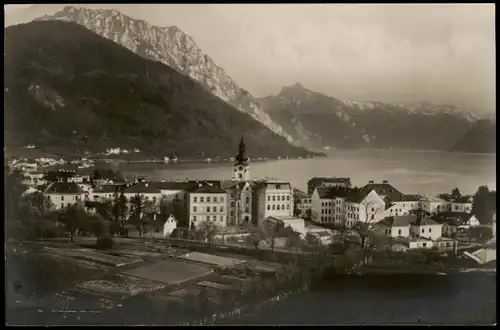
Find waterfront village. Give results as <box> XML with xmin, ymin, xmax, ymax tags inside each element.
<box><xmin>6</xmin><ymin>136</ymin><xmax>497</xmax><ymax>324</ymax></box>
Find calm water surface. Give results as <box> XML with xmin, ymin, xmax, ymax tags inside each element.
<box><xmin>120</xmin><ymin>150</ymin><xmax>496</xmax><ymax>195</ymax></box>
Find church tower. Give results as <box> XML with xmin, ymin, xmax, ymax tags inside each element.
<box><xmin>233</xmin><ymin>134</ymin><xmax>250</xmax><ymax>181</ymax></box>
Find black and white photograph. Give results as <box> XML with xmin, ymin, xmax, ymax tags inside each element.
<box><xmin>4</xmin><ymin>3</ymin><xmax>496</xmax><ymax>326</ymax></box>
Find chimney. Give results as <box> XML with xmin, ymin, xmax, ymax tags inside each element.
<box><xmin>145</xmin><ymin>183</ymin><xmax>148</xmax><ymax>188</ymax></box>
<box><xmin>368</xmin><ymin>180</ymin><xmax>374</xmax><ymax>184</ymax></box>
<box><xmin>383</xmin><ymin>180</ymin><xmax>388</xmax><ymax>184</ymax></box>
<box><xmin>161</xmin><ymin>179</ymin><xmax>165</xmax><ymax>183</ymax></box>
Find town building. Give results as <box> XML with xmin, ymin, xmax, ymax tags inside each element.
<box><xmin>410</xmin><ymin>217</ymin><xmax>443</xmax><ymax>241</ymax></box>
<box><xmin>252</xmin><ymin>181</ymin><xmax>293</xmax><ymax>225</ymax></box>
<box><xmin>187</xmin><ymin>182</ymin><xmax>228</xmax><ymax>229</ymax></box>
<box><xmin>377</xmin><ymin>215</ymin><xmax>414</xmax><ymax>238</ymax></box>
<box><xmin>267</xmin><ymin>215</ymin><xmax>306</xmax><ymax>237</ymax></box>
<box><xmin>307</xmin><ymin>177</ymin><xmax>352</xmax><ymax>196</ymax></box>
<box><xmin>293</xmin><ymin>188</ymin><xmax>311</xmax><ymax>217</ymax></box>
<box><xmin>43</xmin><ymin>181</ymin><xmax>84</xmax><ymax>210</ymax></box>
<box><xmin>418</xmin><ymin>197</ymin><xmax>451</xmax><ymax>215</ymax></box>
<box><xmin>122</xmin><ymin>182</ymin><xmax>162</xmax><ymax>207</ymax></box>
<box><xmin>432</xmin><ymin>212</ymin><xmax>480</xmax><ymax>237</ymax></box>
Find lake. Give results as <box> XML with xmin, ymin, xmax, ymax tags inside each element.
<box><xmin>119</xmin><ymin>150</ymin><xmax>496</xmax><ymax>195</ymax></box>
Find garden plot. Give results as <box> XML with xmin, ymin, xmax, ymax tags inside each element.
<box><xmin>43</xmin><ymin>247</ymin><xmax>142</xmax><ymax>267</ymax></box>
<box><xmin>180</xmin><ymin>252</ymin><xmax>246</xmax><ymax>268</ymax></box>
<box><xmin>248</xmin><ymin>261</ymin><xmax>284</xmax><ymax>274</ymax></box>
<box><xmin>76</xmin><ymin>274</ymin><xmax>166</xmax><ymax>298</ymax></box>
<box><xmin>122</xmin><ymin>259</ymin><xmax>213</xmax><ymax>285</ymax></box>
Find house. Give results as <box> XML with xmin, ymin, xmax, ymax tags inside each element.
<box><xmin>187</xmin><ymin>182</ymin><xmax>228</xmax><ymax>229</ymax></box>
<box><xmin>418</xmin><ymin>197</ymin><xmax>451</xmax><ymax>215</ymax></box>
<box><xmin>450</xmin><ymin>196</ymin><xmax>473</xmax><ymax>214</ymax></box>
<box><xmin>252</xmin><ymin>180</ymin><xmax>293</xmax><ymax>225</ymax></box>
<box><xmin>123</xmin><ymin>182</ymin><xmax>162</xmax><ymax>206</ymax></box>
<box><xmin>406</xmin><ymin>236</ymin><xmax>435</xmax><ymax>250</ymax></box>
<box><xmin>311</xmin><ymin>186</ymin><xmax>336</xmax><ymax>225</ymax></box>
<box><xmin>162</xmin><ymin>214</ymin><xmax>178</xmax><ymax>237</ymax></box>
<box><xmin>307</xmin><ymin>177</ymin><xmax>352</xmax><ymax>195</ymax></box>
<box><xmin>362</xmin><ymin>180</ymin><xmax>405</xmax><ymax>204</ymax></box>
<box><xmin>344</xmin><ymin>189</ymin><xmax>386</xmax><ymax>228</ymax></box>
<box><xmin>387</xmin><ymin>194</ymin><xmax>421</xmax><ymax>213</ymax></box>
<box><xmin>432</xmin><ymin>212</ymin><xmax>480</xmax><ymax>237</ymax></box>
<box><xmin>294</xmin><ymin>188</ymin><xmax>311</xmax><ymax>217</ymax></box>
<box><xmin>266</xmin><ymin>215</ymin><xmax>306</xmax><ymax>237</ymax></box>
<box><xmin>43</xmin><ymin>181</ymin><xmax>84</xmax><ymax>210</ymax></box>
<box><xmin>410</xmin><ymin>217</ymin><xmax>443</xmax><ymax>241</ymax></box>
<box><xmin>377</xmin><ymin>215</ymin><xmax>414</xmax><ymax>238</ymax></box>
<box><xmin>91</xmin><ymin>185</ymin><xmax>120</xmax><ymax>202</ymax></box>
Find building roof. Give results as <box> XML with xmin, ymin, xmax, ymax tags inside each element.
<box><xmin>187</xmin><ymin>183</ymin><xmax>227</xmax><ymax>194</ymax></box>
<box><xmin>44</xmin><ymin>182</ymin><xmax>83</xmax><ymax>194</ymax></box>
<box><xmin>254</xmin><ymin>181</ymin><xmax>292</xmax><ymax>191</ymax></box>
<box><xmin>93</xmin><ymin>184</ymin><xmax>120</xmax><ymax>193</ymax></box>
<box><xmin>315</xmin><ymin>186</ymin><xmax>371</xmax><ymax>203</ymax></box>
<box><xmin>379</xmin><ymin>215</ymin><xmax>416</xmax><ymax>227</ymax></box>
<box><xmin>308</xmin><ymin>177</ymin><xmax>352</xmax><ymax>186</ymax></box>
<box><xmin>420</xmin><ymin>196</ymin><xmax>446</xmax><ymax>203</ymax></box>
<box><xmin>362</xmin><ymin>182</ymin><xmax>404</xmax><ymax>202</ymax></box>
<box><xmin>411</xmin><ymin>217</ymin><xmax>441</xmax><ymax>227</ymax></box>
<box><xmin>293</xmin><ymin>188</ymin><xmax>308</xmax><ymax>199</ymax></box>
<box><xmin>400</xmin><ymin>194</ymin><xmax>421</xmax><ymax>202</ymax></box>
<box><xmin>431</xmin><ymin>212</ymin><xmax>473</xmax><ymax>226</ymax></box>
<box><xmin>123</xmin><ymin>182</ymin><xmax>162</xmax><ymax>194</ymax></box>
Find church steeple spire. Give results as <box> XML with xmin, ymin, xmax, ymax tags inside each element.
<box><xmin>235</xmin><ymin>133</ymin><xmax>248</xmax><ymax>165</ymax></box>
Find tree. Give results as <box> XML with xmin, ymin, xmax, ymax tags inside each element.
<box><xmin>285</xmin><ymin>231</ymin><xmax>305</xmax><ymax>251</ymax></box>
<box><xmin>472</xmin><ymin>186</ymin><xmax>494</xmax><ymax>225</ymax></box>
<box><xmin>112</xmin><ymin>191</ymin><xmax>128</xmax><ymax>229</ymax></box>
<box><xmin>353</xmin><ymin>199</ymin><xmax>382</xmax><ymax>250</ymax></box>
<box><xmin>129</xmin><ymin>194</ymin><xmax>148</xmax><ymax>237</ymax></box>
<box><xmin>451</xmin><ymin>188</ymin><xmax>461</xmax><ymax>200</ymax></box>
<box><xmin>197</xmin><ymin>221</ymin><xmax>220</xmax><ymax>244</ymax></box>
<box><xmin>57</xmin><ymin>204</ymin><xmax>89</xmax><ymax>242</ymax></box>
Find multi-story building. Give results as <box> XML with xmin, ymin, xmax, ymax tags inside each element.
<box><xmin>311</xmin><ymin>186</ymin><xmax>385</xmax><ymax>228</ymax></box>
<box><xmin>418</xmin><ymin>197</ymin><xmax>451</xmax><ymax>215</ymax></box>
<box><xmin>294</xmin><ymin>188</ymin><xmax>311</xmax><ymax>217</ymax></box>
<box><xmin>307</xmin><ymin>177</ymin><xmax>352</xmax><ymax>196</ymax></box>
<box><xmin>410</xmin><ymin>217</ymin><xmax>443</xmax><ymax>241</ymax></box>
<box><xmin>377</xmin><ymin>215</ymin><xmax>414</xmax><ymax>238</ymax></box>
<box><xmin>252</xmin><ymin>181</ymin><xmax>293</xmax><ymax>225</ymax></box>
<box><xmin>187</xmin><ymin>183</ymin><xmax>228</xmax><ymax>228</ymax></box>
<box><xmin>43</xmin><ymin>181</ymin><xmax>84</xmax><ymax>210</ymax></box>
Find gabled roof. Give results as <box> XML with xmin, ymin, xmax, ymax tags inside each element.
<box><xmin>187</xmin><ymin>183</ymin><xmax>227</xmax><ymax>194</ymax></box>
<box><xmin>293</xmin><ymin>188</ymin><xmax>308</xmax><ymax>199</ymax></box>
<box><xmin>362</xmin><ymin>182</ymin><xmax>404</xmax><ymax>202</ymax></box>
<box><xmin>412</xmin><ymin>217</ymin><xmax>441</xmax><ymax>227</ymax></box>
<box><xmin>254</xmin><ymin>181</ymin><xmax>292</xmax><ymax>191</ymax></box>
<box><xmin>315</xmin><ymin>186</ymin><xmax>371</xmax><ymax>203</ymax></box>
<box><xmin>379</xmin><ymin>215</ymin><xmax>415</xmax><ymax>227</ymax></box>
<box><xmin>123</xmin><ymin>182</ymin><xmax>162</xmax><ymax>194</ymax></box>
<box><xmin>431</xmin><ymin>212</ymin><xmax>473</xmax><ymax>226</ymax></box>
<box><xmin>44</xmin><ymin>182</ymin><xmax>83</xmax><ymax>194</ymax></box>
<box><xmin>308</xmin><ymin>177</ymin><xmax>352</xmax><ymax>185</ymax></box>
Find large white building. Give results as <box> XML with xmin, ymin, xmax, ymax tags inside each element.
<box><xmin>187</xmin><ymin>182</ymin><xmax>228</xmax><ymax>229</ymax></box>
<box><xmin>252</xmin><ymin>181</ymin><xmax>293</xmax><ymax>225</ymax></box>
<box><xmin>43</xmin><ymin>181</ymin><xmax>84</xmax><ymax>210</ymax></box>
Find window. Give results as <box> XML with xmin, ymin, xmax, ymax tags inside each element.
<box><xmin>207</xmin><ymin>207</ymin><xmax>210</xmax><ymax>213</ymax></box>
<box><xmin>200</xmin><ymin>197</ymin><xmax>204</xmax><ymax>203</ymax></box>
<box><xmin>287</xmin><ymin>195</ymin><xmax>290</xmax><ymax>201</ymax></box>
<box><xmin>193</xmin><ymin>206</ymin><xmax>197</xmax><ymax>212</ymax></box>
<box><xmin>207</xmin><ymin>197</ymin><xmax>211</xmax><ymax>203</ymax></box>
<box><xmin>61</xmin><ymin>196</ymin><xmax>65</xmax><ymax>201</ymax></box>
<box><xmin>220</xmin><ymin>197</ymin><xmax>224</xmax><ymax>203</ymax></box>
<box><xmin>193</xmin><ymin>216</ymin><xmax>197</xmax><ymax>221</ymax></box>
<box><xmin>220</xmin><ymin>216</ymin><xmax>224</xmax><ymax>222</ymax></box>
<box><xmin>277</xmin><ymin>205</ymin><xmax>280</xmax><ymax>210</ymax></box>
<box><xmin>398</xmin><ymin>229</ymin><xmax>402</xmax><ymax>235</ymax></box>
<box><xmin>287</xmin><ymin>204</ymin><xmax>290</xmax><ymax>210</ymax></box>
<box><xmin>429</xmin><ymin>228</ymin><xmax>432</xmax><ymax>233</ymax></box>
<box><xmin>267</xmin><ymin>205</ymin><xmax>270</xmax><ymax>210</ymax></box>
<box><xmin>213</xmin><ymin>197</ymin><xmax>218</xmax><ymax>203</ymax></box>
<box><xmin>231</xmin><ymin>201</ymin><xmax>235</xmax><ymax>207</ymax></box>
<box><xmin>245</xmin><ymin>196</ymin><xmax>250</xmax><ymax>204</ymax></box>
<box><xmin>388</xmin><ymin>229</ymin><xmax>392</xmax><ymax>235</ymax></box>
<box><xmin>145</xmin><ymin>196</ymin><xmax>149</xmax><ymax>200</ymax></box>
<box><xmin>267</xmin><ymin>196</ymin><xmax>271</xmax><ymax>201</ymax></box>
<box><xmin>423</xmin><ymin>243</ymin><xmax>427</xmax><ymax>248</ymax></box>
<box><xmin>153</xmin><ymin>197</ymin><xmax>157</xmax><ymax>203</ymax></box>
<box><xmin>213</xmin><ymin>216</ymin><xmax>217</xmax><ymax>221</ymax></box>
<box><xmin>61</xmin><ymin>203</ymin><xmax>64</xmax><ymax>208</ymax></box>
<box><xmin>193</xmin><ymin>196</ymin><xmax>197</xmax><ymax>203</ymax></box>
<box><xmin>272</xmin><ymin>205</ymin><xmax>276</xmax><ymax>210</ymax></box>
<box><xmin>277</xmin><ymin>196</ymin><xmax>281</xmax><ymax>201</ymax></box>
<box><xmin>421</xmin><ymin>228</ymin><xmax>425</xmax><ymax>233</ymax></box>
<box><xmin>230</xmin><ymin>211</ymin><xmax>234</xmax><ymax>216</ymax></box>
<box><xmin>273</xmin><ymin>196</ymin><xmax>276</xmax><ymax>201</ymax></box>
<box><xmin>220</xmin><ymin>206</ymin><xmax>224</xmax><ymax>212</ymax></box>
<box><xmin>245</xmin><ymin>207</ymin><xmax>249</xmax><ymax>213</ymax></box>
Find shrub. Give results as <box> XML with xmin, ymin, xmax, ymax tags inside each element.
<box><xmin>95</xmin><ymin>236</ymin><xmax>114</xmax><ymax>250</ymax></box>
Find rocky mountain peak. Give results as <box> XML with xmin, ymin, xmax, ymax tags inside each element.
<box><xmin>35</xmin><ymin>7</ymin><xmax>295</xmax><ymax>144</ymax></box>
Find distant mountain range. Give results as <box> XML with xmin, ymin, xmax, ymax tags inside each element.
<box><xmin>450</xmin><ymin>119</ymin><xmax>496</xmax><ymax>154</ymax></box>
<box><xmin>5</xmin><ymin>5</ymin><xmax>495</xmax><ymax>154</ymax></box>
<box><xmin>4</xmin><ymin>21</ymin><xmax>315</xmax><ymax>159</ymax></box>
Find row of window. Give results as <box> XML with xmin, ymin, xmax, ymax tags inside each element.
<box><xmin>267</xmin><ymin>204</ymin><xmax>290</xmax><ymax>211</ymax></box>
<box><xmin>267</xmin><ymin>195</ymin><xmax>291</xmax><ymax>202</ymax></box>
<box><xmin>385</xmin><ymin>229</ymin><xmax>403</xmax><ymax>235</ymax></box>
<box><xmin>193</xmin><ymin>196</ymin><xmax>225</xmax><ymax>203</ymax></box>
<box><xmin>192</xmin><ymin>215</ymin><xmax>225</xmax><ymax>222</ymax></box>
<box><xmin>192</xmin><ymin>206</ymin><xmax>224</xmax><ymax>213</ymax></box>
<box><xmin>47</xmin><ymin>195</ymin><xmax>80</xmax><ymax>201</ymax></box>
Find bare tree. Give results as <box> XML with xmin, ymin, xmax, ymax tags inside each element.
<box><xmin>197</xmin><ymin>221</ymin><xmax>221</xmax><ymax>245</ymax></box>
<box><xmin>353</xmin><ymin>199</ymin><xmax>382</xmax><ymax>250</ymax></box>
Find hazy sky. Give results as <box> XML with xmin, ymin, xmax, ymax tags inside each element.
<box><xmin>5</xmin><ymin>4</ymin><xmax>496</xmax><ymax>112</ymax></box>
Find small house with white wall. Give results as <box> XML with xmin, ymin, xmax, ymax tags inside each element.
<box><xmin>410</xmin><ymin>217</ymin><xmax>443</xmax><ymax>241</ymax></box>
<box><xmin>266</xmin><ymin>215</ymin><xmax>306</xmax><ymax>238</ymax></box>
<box><xmin>377</xmin><ymin>215</ymin><xmax>414</xmax><ymax>238</ymax></box>
<box><xmin>162</xmin><ymin>214</ymin><xmax>178</xmax><ymax>237</ymax></box>
<box><xmin>43</xmin><ymin>181</ymin><xmax>84</xmax><ymax>210</ymax></box>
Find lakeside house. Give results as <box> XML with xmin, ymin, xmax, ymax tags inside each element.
<box><xmin>187</xmin><ymin>182</ymin><xmax>228</xmax><ymax>229</ymax></box>
<box><xmin>43</xmin><ymin>181</ymin><xmax>84</xmax><ymax>210</ymax></box>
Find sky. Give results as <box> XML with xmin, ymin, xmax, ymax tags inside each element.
<box><xmin>5</xmin><ymin>4</ymin><xmax>496</xmax><ymax>113</ymax></box>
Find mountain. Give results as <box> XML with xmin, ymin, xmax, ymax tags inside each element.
<box><xmin>260</xmin><ymin>83</ymin><xmax>488</xmax><ymax>151</ymax></box>
<box><xmin>450</xmin><ymin>119</ymin><xmax>496</xmax><ymax>154</ymax></box>
<box><xmin>4</xmin><ymin>21</ymin><xmax>316</xmax><ymax>159</ymax></box>
<box><xmin>34</xmin><ymin>6</ymin><xmax>295</xmax><ymax>143</ymax></box>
